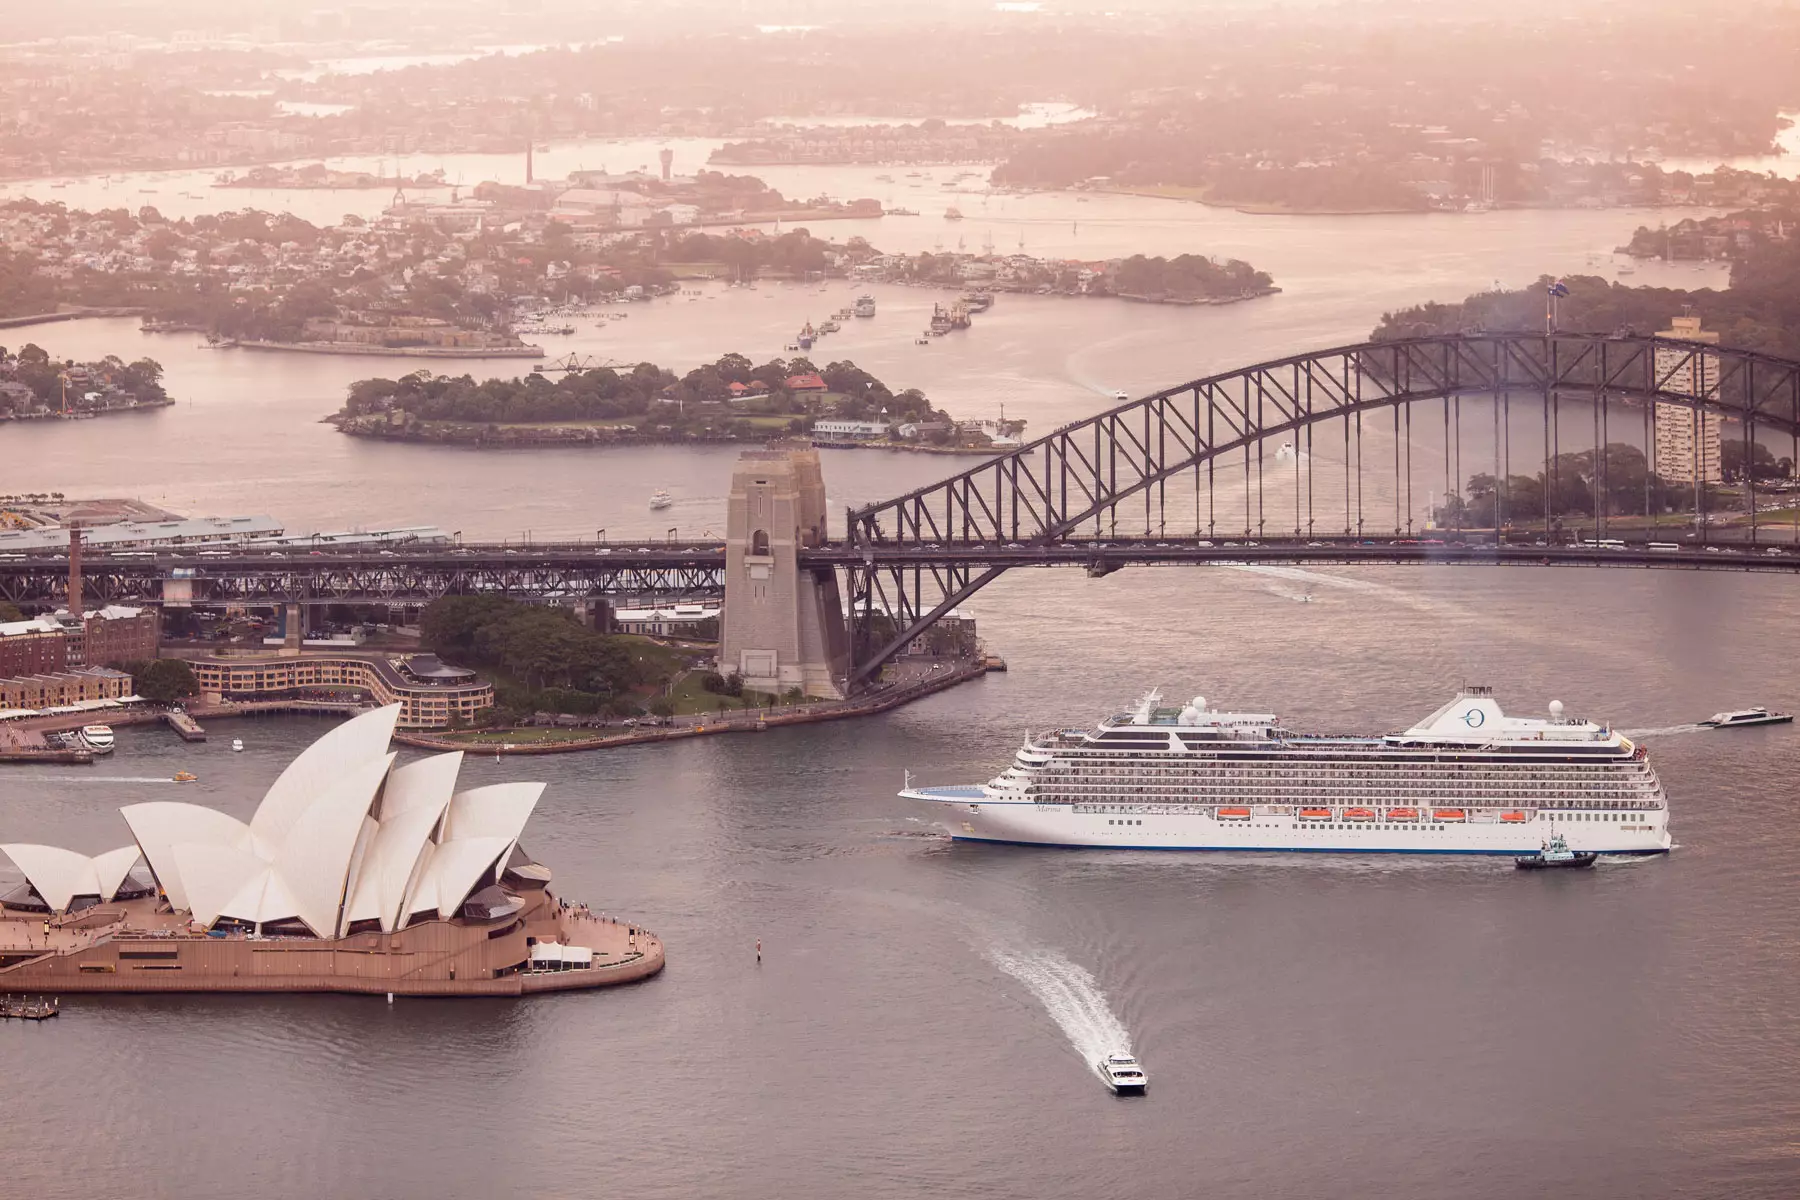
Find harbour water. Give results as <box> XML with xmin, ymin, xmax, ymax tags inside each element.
<box><xmin>0</xmin><ymin>194</ymin><xmax>1731</xmax><ymax>539</ymax></box>
<box><xmin>4</xmin><ymin>160</ymin><xmax>1798</xmax><ymax>1196</ymax></box>
<box><xmin>4</xmin><ymin>565</ymin><xmax>1800</xmax><ymax>1198</ymax></box>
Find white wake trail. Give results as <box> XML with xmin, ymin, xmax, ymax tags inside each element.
<box><xmin>987</xmin><ymin>945</ymin><xmax>1132</xmax><ymax>1065</ymax></box>
<box><xmin>1616</xmin><ymin>724</ymin><xmax>1709</xmax><ymax>738</ymax></box>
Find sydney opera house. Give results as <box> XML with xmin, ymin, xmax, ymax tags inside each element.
<box><xmin>0</xmin><ymin>706</ymin><xmax>662</xmax><ymax>996</ymax></box>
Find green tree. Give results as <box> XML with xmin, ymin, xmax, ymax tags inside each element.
<box><xmin>131</xmin><ymin>659</ymin><xmax>200</xmax><ymax>704</ymax></box>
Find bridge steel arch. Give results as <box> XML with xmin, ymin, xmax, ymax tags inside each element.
<box><xmin>841</xmin><ymin>332</ymin><xmax>1800</xmax><ymax>682</ymax></box>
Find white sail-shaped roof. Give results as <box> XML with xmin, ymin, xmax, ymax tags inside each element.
<box><xmin>250</xmin><ymin>704</ymin><xmax>400</xmax><ymax>848</ymax></box>
<box><xmin>120</xmin><ymin>802</ymin><xmax>256</xmax><ymax>911</ymax></box>
<box><xmin>8</xmin><ymin>707</ymin><xmax>560</xmax><ymax>935</ymax></box>
<box><xmin>270</xmin><ymin>752</ymin><xmax>395</xmax><ymax>936</ymax></box>
<box><xmin>218</xmin><ymin>867</ymin><xmax>301</xmax><ymax>930</ymax></box>
<box><xmin>173</xmin><ymin>843</ymin><xmax>271</xmax><ymax>928</ymax></box>
<box><xmin>403</xmin><ymin>835</ymin><xmax>514</xmax><ymax>922</ymax></box>
<box><xmin>343</xmin><ymin>801</ymin><xmax>448</xmax><ymax>933</ymax></box>
<box><xmin>0</xmin><ymin>843</ymin><xmax>141</xmax><ymax>912</ymax></box>
<box><xmin>380</xmin><ymin>751</ymin><xmax>464</xmax><ymax>821</ymax></box>
<box><xmin>442</xmin><ymin>783</ymin><xmax>543</xmax><ymax>844</ymax></box>
<box><xmin>92</xmin><ymin>845</ymin><xmax>143</xmax><ymax>901</ymax></box>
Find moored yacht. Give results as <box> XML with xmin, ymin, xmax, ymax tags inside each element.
<box><xmin>903</xmin><ymin>688</ymin><xmax>1671</xmax><ymax>856</ymax></box>
<box><xmin>79</xmin><ymin>725</ymin><xmax>115</xmax><ymax>754</ymax></box>
<box><xmin>1097</xmin><ymin>1053</ymin><xmax>1148</xmax><ymax>1094</ymax></box>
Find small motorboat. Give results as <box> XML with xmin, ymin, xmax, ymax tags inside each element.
<box><xmin>172</xmin><ymin>771</ymin><xmax>198</xmax><ymax>783</ymax></box>
<box><xmin>231</xmin><ymin>738</ymin><xmax>244</xmax><ymax>753</ymax></box>
<box><xmin>649</xmin><ymin>489</ymin><xmax>674</xmax><ymax>511</ymax></box>
<box><xmin>1700</xmin><ymin>707</ymin><xmax>1793</xmax><ymax>728</ymax></box>
<box><xmin>1096</xmin><ymin>1052</ymin><xmax>1148</xmax><ymax>1095</ymax></box>
<box><xmin>1514</xmin><ymin>833</ymin><xmax>1597</xmax><ymax>870</ymax></box>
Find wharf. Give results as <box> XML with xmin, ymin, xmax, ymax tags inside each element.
<box><xmin>0</xmin><ymin>748</ymin><xmax>92</xmax><ymax>764</ymax></box>
<box><xmin>163</xmin><ymin>711</ymin><xmax>207</xmax><ymax>742</ymax></box>
<box><xmin>0</xmin><ymin>997</ymin><xmax>58</xmax><ymax>1020</ymax></box>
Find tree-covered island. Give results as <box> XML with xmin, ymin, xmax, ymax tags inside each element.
<box><xmin>328</xmin><ymin>356</ymin><xmax>1024</xmax><ymax>450</ymax></box>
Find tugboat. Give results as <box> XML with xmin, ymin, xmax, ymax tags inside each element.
<box><xmin>1514</xmin><ymin>832</ymin><xmax>1597</xmax><ymax>870</ymax></box>
<box><xmin>1700</xmin><ymin>706</ymin><xmax>1793</xmax><ymax>728</ymax></box>
<box><xmin>1096</xmin><ymin>1052</ymin><xmax>1148</xmax><ymax>1095</ymax></box>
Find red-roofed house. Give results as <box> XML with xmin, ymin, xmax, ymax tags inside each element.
<box><xmin>726</xmin><ymin>380</ymin><xmax>772</xmax><ymax>400</ymax></box>
<box><xmin>785</xmin><ymin>373</ymin><xmax>828</xmax><ymax>393</ymax></box>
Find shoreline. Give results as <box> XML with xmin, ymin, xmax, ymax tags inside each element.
<box><xmin>329</xmin><ymin>418</ymin><xmax>1009</xmax><ymax>454</ymax></box>
<box><xmin>0</xmin><ymin>305</ymin><xmax>147</xmax><ymax>329</ymax></box>
<box><xmin>396</xmin><ymin>657</ymin><xmax>997</xmax><ymax>755</ymax></box>
<box><xmin>224</xmin><ymin>339</ymin><xmax>545</xmax><ymax>359</ymax></box>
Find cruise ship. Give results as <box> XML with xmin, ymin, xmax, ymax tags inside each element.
<box><xmin>902</xmin><ymin>688</ymin><xmax>1671</xmax><ymax>855</ymax></box>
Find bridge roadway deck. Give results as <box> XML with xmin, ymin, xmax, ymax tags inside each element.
<box><xmin>4</xmin><ymin>536</ymin><xmax>1800</xmax><ymax>607</ymax></box>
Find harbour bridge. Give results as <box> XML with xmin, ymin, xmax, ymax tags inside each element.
<box><xmin>7</xmin><ymin>332</ymin><xmax>1800</xmax><ymax>692</ymax></box>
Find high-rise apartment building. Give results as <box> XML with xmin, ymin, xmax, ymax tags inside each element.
<box><xmin>1652</xmin><ymin>314</ymin><xmax>1722</xmax><ymax>485</ymax></box>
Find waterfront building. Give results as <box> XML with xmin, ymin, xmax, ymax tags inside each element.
<box><xmin>611</xmin><ymin>602</ymin><xmax>722</xmax><ymax>637</ymax></box>
<box><xmin>56</xmin><ymin>604</ymin><xmax>159</xmax><ymax>668</ymax></box>
<box><xmin>0</xmin><ymin>666</ymin><xmax>132</xmax><ymax>711</ymax></box>
<box><xmin>1653</xmin><ymin>314</ymin><xmax>1723</xmax><ymax>485</ymax></box>
<box><xmin>0</xmin><ymin>515</ymin><xmax>285</xmax><ymax>554</ymax></box>
<box><xmin>180</xmin><ymin>652</ymin><xmax>494</xmax><ymax>729</ymax></box>
<box><xmin>0</xmin><ymin>705</ymin><xmax>663</xmax><ymax>996</ymax></box>
<box><xmin>0</xmin><ymin>618</ymin><xmax>67</xmax><ymax>677</ymax></box>
<box><xmin>811</xmin><ymin>419</ymin><xmax>891</xmax><ymax>442</ymax></box>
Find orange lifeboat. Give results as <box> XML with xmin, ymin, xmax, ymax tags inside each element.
<box><xmin>1433</xmin><ymin>808</ymin><xmax>1466</xmax><ymax>822</ymax></box>
<box><xmin>1298</xmin><ymin>808</ymin><xmax>1332</xmax><ymax>821</ymax></box>
<box><xmin>1499</xmin><ymin>810</ymin><xmax>1531</xmax><ymax>823</ymax></box>
<box><xmin>1386</xmin><ymin>808</ymin><xmax>1419</xmax><ymax>821</ymax></box>
<box><xmin>1216</xmin><ymin>807</ymin><xmax>1251</xmax><ymax>820</ymax></box>
<box><xmin>1343</xmin><ymin>808</ymin><xmax>1376</xmax><ymax>821</ymax></box>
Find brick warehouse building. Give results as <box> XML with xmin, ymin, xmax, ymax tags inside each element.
<box><xmin>0</xmin><ymin>618</ymin><xmax>68</xmax><ymax>677</ymax></box>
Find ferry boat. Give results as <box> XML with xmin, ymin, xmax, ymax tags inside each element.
<box><xmin>79</xmin><ymin>725</ymin><xmax>115</xmax><ymax>754</ymax></box>
<box><xmin>649</xmin><ymin>489</ymin><xmax>674</xmax><ymax>511</ymax></box>
<box><xmin>1097</xmin><ymin>1053</ymin><xmax>1147</xmax><ymax>1095</ymax></box>
<box><xmin>1700</xmin><ymin>706</ymin><xmax>1793</xmax><ymax>728</ymax></box>
<box><xmin>854</xmin><ymin>295</ymin><xmax>876</xmax><ymax>318</ymax></box>
<box><xmin>902</xmin><ymin>688</ymin><xmax>1671</xmax><ymax>856</ymax></box>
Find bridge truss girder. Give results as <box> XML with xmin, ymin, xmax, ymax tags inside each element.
<box><xmin>840</xmin><ymin>332</ymin><xmax>1800</xmax><ymax>681</ymax></box>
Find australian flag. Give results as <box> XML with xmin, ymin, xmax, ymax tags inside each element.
<box><xmin>1547</xmin><ymin>279</ymin><xmax>1571</xmax><ymax>298</ymax></box>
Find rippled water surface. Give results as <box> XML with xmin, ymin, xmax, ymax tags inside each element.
<box><xmin>5</xmin><ymin>565</ymin><xmax>1800</xmax><ymax>1198</ymax></box>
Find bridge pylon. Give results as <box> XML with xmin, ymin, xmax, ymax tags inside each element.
<box><xmin>719</xmin><ymin>444</ymin><xmax>851</xmax><ymax>699</ymax></box>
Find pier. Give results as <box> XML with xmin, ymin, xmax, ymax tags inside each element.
<box><xmin>163</xmin><ymin>711</ymin><xmax>207</xmax><ymax>742</ymax></box>
<box><xmin>0</xmin><ymin>997</ymin><xmax>59</xmax><ymax>1020</ymax></box>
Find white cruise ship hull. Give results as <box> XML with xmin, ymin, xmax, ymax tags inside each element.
<box><xmin>904</xmin><ymin>788</ymin><xmax>1672</xmax><ymax>856</ymax></box>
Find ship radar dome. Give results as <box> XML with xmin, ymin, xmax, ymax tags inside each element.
<box><xmin>1191</xmin><ymin>696</ymin><xmax>1207</xmax><ymax>714</ymax></box>
<box><xmin>1549</xmin><ymin>699</ymin><xmax>1564</xmax><ymax>721</ymax></box>
<box><xmin>1179</xmin><ymin>706</ymin><xmax>1202</xmax><ymax>724</ymax></box>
